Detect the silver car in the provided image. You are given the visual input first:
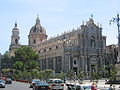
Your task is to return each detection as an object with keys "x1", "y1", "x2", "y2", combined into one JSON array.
[{"x1": 0, "y1": 80, "x2": 5, "y2": 88}]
